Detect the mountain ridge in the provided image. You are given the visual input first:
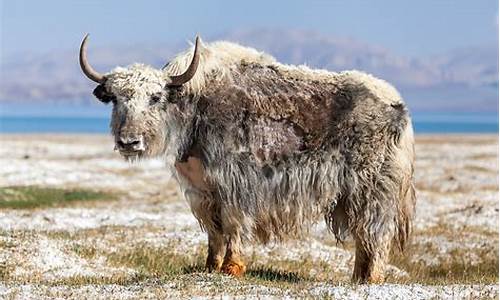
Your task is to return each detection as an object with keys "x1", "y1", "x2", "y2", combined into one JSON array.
[{"x1": 1, "y1": 29, "x2": 497, "y2": 112}]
